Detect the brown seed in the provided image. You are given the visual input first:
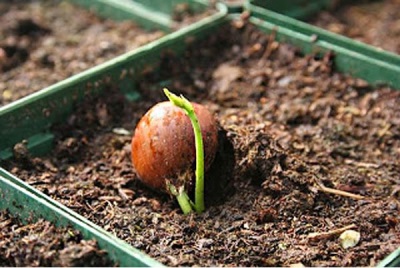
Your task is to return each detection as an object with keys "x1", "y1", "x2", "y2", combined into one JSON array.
[{"x1": 131, "y1": 101, "x2": 218, "y2": 191}]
